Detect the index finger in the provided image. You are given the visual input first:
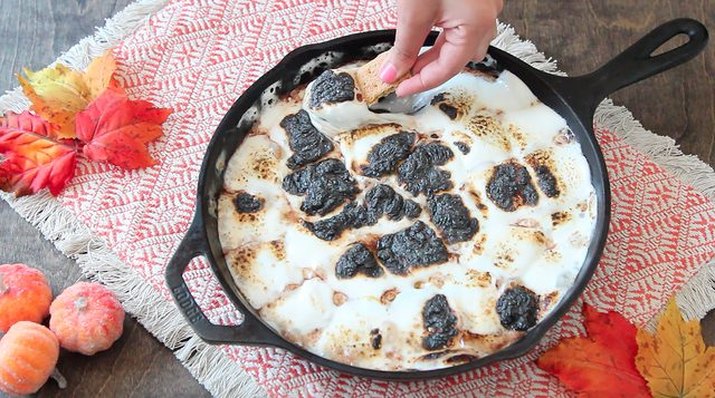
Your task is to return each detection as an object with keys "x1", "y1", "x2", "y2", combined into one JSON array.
[{"x1": 383, "y1": 0, "x2": 438, "y2": 83}]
